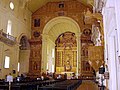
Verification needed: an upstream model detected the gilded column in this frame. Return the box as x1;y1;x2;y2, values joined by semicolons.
76;33;81;77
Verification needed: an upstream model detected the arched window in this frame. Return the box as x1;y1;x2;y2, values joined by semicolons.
4;56;10;68
7;20;12;35
9;2;14;10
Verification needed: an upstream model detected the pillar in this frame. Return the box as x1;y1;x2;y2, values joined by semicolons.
41;34;48;73
76;32;81;77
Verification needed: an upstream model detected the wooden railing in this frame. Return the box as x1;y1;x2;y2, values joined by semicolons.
0;29;17;46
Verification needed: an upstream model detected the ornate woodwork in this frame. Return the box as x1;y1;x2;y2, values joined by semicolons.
55;32;77;73
81;29;94;77
31;0;92;40
29;40;42;77
29;0;104;77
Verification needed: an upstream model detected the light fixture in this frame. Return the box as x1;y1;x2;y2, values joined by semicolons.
9;1;14;10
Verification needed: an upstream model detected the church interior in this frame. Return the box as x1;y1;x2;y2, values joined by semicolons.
0;0;120;90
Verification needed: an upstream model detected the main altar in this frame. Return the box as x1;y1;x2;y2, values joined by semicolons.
55;32;95;77
55;32;77;74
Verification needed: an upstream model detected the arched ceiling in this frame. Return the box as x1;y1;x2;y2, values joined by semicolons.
43;17;80;42
27;0;94;12
48;22;77;41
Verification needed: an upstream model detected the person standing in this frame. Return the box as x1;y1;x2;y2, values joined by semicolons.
7;73;13;90
6;73;13;82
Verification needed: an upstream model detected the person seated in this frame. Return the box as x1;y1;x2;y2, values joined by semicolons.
37;77;41;80
71;73;77;79
17;75;21;82
57;74;62;79
64;73;67;80
41;75;44;80
20;74;25;81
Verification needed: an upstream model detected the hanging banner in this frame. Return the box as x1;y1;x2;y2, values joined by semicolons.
88;46;104;71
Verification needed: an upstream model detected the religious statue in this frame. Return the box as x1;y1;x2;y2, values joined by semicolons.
64;60;72;71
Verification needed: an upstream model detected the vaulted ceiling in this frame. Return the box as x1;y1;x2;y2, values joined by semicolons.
27;0;94;12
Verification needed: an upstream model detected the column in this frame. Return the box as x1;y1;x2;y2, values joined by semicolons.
47;36;55;73
0;42;4;79
14;44;20;76
41;34;48;73
76;33;81;77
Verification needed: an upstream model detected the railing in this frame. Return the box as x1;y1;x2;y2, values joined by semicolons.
0;29;17;46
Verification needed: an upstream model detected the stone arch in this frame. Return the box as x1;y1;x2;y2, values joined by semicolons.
43;16;80;35
41;16;81;76
18;34;30;75
18;34;30;50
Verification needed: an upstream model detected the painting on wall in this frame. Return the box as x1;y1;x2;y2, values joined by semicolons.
34;19;40;27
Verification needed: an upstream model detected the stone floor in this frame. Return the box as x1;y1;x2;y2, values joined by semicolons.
77;80;99;90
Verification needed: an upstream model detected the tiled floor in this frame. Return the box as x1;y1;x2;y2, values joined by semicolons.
77;80;99;90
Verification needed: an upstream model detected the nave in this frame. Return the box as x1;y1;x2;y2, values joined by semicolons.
77;80;99;90
0;0;120;90
0;79;101;90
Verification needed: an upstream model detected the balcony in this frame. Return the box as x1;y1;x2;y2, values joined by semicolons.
0;29;17;46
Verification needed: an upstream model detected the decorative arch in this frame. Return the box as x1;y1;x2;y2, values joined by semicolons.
41;16;81;75
18;34;30;75
18;34;30;50
43;16;80;35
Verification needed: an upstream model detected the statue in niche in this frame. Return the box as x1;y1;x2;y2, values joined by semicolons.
64;60;72;71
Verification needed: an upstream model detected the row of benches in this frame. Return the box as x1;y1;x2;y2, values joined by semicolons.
39;79;82;90
0;79;82;90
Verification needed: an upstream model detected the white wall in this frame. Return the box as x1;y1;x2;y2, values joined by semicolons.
0;0;32;79
102;0;120;90
0;0;31;38
114;0;120;89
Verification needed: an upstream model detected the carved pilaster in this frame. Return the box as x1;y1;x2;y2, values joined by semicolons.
29;40;41;77
76;32;82;76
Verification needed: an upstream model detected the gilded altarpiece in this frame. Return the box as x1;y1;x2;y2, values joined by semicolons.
55;32;77;73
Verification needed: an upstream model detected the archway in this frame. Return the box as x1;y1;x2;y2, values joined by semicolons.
18;35;30;75
42;16;81;76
